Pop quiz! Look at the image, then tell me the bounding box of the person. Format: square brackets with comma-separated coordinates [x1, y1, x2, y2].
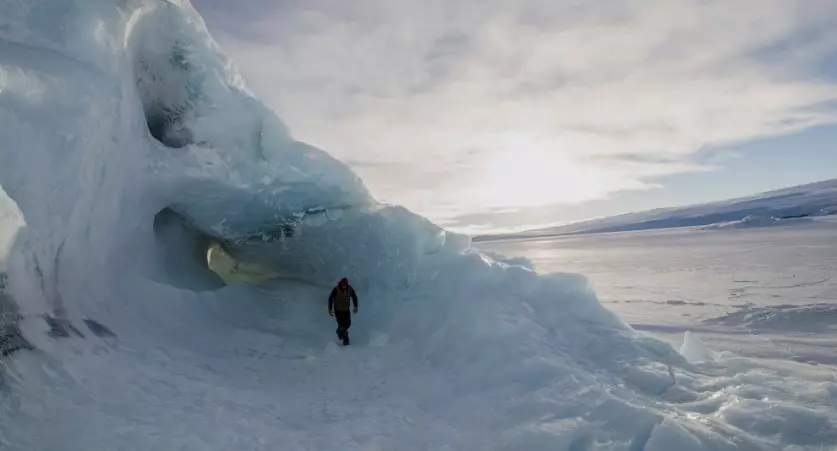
[328, 277, 358, 346]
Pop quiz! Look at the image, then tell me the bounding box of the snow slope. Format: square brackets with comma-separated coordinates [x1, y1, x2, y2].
[1, 1, 836, 450]
[476, 178, 837, 241]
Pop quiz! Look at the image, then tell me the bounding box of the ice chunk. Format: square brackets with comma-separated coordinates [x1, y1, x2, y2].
[645, 417, 705, 451]
[680, 331, 713, 363]
[0, 186, 24, 267]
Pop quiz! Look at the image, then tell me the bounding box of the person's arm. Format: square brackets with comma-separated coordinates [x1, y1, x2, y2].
[328, 288, 336, 312]
[351, 287, 358, 310]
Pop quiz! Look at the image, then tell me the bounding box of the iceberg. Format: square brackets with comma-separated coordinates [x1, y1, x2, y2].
[1, 1, 835, 450]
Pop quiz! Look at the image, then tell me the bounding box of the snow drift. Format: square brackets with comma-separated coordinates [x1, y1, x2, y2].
[1, 1, 836, 450]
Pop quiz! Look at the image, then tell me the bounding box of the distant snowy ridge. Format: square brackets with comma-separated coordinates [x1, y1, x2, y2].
[476, 178, 837, 240]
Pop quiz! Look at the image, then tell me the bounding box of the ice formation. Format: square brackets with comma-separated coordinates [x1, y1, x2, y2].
[680, 332, 713, 363]
[1, 1, 835, 450]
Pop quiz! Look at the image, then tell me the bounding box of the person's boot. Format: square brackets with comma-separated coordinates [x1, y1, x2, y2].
[342, 332, 350, 346]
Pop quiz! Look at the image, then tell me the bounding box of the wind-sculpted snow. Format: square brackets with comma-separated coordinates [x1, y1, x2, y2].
[1, 1, 836, 450]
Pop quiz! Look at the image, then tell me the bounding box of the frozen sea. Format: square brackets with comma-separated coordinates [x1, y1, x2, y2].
[476, 220, 837, 367]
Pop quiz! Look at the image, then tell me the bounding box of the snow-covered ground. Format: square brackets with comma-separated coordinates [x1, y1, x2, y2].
[1, 1, 837, 450]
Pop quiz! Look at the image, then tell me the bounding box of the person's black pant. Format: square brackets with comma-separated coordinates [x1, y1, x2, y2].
[335, 310, 351, 338]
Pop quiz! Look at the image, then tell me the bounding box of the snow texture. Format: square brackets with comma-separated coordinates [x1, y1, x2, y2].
[0, 1, 835, 450]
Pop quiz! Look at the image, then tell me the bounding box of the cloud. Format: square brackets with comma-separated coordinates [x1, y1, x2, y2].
[192, 0, 837, 231]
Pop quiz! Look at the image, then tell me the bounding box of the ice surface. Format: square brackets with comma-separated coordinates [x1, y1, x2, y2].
[478, 224, 837, 448]
[1, 1, 836, 450]
[477, 226, 837, 363]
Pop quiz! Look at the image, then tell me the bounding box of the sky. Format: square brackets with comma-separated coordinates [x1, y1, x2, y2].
[195, 1, 835, 233]
[132, 0, 837, 235]
[3, 3, 836, 266]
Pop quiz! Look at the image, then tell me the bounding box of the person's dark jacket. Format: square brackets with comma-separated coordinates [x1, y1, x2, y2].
[328, 285, 358, 312]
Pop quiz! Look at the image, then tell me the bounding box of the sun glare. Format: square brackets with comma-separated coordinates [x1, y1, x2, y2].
[476, 146, 606, 209]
